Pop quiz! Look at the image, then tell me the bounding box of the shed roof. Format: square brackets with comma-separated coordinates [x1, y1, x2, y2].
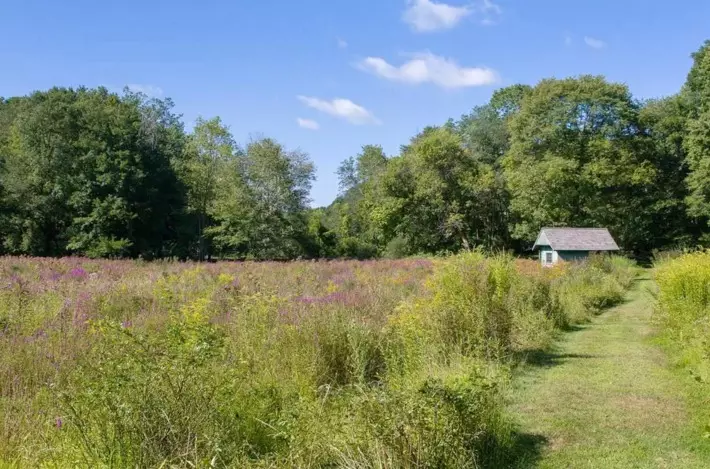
[532, 228, 619, 251]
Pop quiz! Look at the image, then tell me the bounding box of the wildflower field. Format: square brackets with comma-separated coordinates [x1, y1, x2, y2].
[0, 253, 636, 468]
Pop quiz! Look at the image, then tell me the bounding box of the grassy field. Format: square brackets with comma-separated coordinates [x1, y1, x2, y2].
[508, 275, 710, 468]
[0, 253, 637, 467]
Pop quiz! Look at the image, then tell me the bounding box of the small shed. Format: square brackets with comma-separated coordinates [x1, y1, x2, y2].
[532, 227, 619, 266]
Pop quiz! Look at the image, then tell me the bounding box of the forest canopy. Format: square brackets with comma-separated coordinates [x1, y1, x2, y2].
[1, 41, 710, 260]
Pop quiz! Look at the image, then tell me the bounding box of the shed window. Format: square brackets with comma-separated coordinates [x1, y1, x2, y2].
[545, 252, 553, 264]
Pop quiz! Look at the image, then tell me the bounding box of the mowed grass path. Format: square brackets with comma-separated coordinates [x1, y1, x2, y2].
[507, 275, 710, 468]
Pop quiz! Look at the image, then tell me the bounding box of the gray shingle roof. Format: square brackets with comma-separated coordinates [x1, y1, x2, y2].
[533, 228, 620, 251]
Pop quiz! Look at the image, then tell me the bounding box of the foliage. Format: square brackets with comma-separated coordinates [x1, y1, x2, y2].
[685, 42, 710, 226]
[0, 88, 188, 259]
[503, 76, 666, 253]
[0, 88, 318, 261]
[4, 41, 710, 260]
[177, 116, 236, 260]
[208, 137, 315, 259]
[364, 128, 508, 255]
[321, 43, 710, 258]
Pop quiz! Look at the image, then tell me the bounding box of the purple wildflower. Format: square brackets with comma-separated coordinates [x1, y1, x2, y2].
[68, 267, 87, 280]
[55, 417, 63, 429]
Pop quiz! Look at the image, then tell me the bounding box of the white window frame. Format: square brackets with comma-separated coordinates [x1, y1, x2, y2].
[544, 251, 554, 265]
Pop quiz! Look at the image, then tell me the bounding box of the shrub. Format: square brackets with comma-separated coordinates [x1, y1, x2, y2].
[507, 271, 561, 350]
[553, 256, 635, 324]
[424, 252, 515, 360]
[337, 361, 509, 469]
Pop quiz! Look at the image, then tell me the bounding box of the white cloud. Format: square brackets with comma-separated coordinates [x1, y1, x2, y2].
[402, 0, 501, 31]
[564, 34, 573, 46]
[297, 118, 320, 130]
[478, 0, 502, 25]
[337, 37, 348, 49]
[584, 36, 606, 49]
[480, 0, 501, 15]
[403, 0, 471, 32]
[356, 52, 498, 89]
[297, 96, 380, 125]
[126, 84, 164, 97]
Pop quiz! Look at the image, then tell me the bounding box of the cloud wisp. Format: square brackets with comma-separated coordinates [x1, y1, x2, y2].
[402, 0, 502, 32]
[297, 118, 320, 130]
[356, 52, 498, 89]
[402, 0, 471, 32]
[126, 84, 164, 97]
[584, 36, 606, 49]
[297, 96, 381, 125]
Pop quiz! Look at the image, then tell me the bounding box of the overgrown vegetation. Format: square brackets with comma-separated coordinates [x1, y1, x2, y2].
[655, 252, 710, 380]
[0, 253, 635, 467]
[655, 251, 710, 437]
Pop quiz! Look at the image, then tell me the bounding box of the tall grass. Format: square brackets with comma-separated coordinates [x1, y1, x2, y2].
[0, 253, 635, 468]
[654, 251, 710, 436]
[655, 251, 710, 380]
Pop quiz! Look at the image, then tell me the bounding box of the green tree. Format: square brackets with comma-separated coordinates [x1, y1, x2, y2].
[684, 41, 710, 226]
[1, 89, 78, 255]
[640, 96, 703, 246]
[329, 145, 389, 257]
[178, 117, 235, 260]
[373, 127, 506, 254]
[0, 87, 187, 258]
[503, 76, 672, 252]
[209, 137, 315, 259]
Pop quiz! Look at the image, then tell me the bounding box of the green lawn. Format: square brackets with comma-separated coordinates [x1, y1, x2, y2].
[506, 275, 710, 468]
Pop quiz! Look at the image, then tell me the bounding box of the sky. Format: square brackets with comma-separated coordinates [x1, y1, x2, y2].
[2, 0, 710, 207]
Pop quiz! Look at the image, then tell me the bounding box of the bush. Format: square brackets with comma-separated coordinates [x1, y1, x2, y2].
[332, 361, 510, 469]
[424, 252, 515, 360]
[552, 255, 635, 324]
[310, 315, 387, 387]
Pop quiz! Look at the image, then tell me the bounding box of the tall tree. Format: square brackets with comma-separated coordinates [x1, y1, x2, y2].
[328, 145, 389, 257]
[684, 41, 710, 227]
[0, 87, 187, 258]
[1, 89, 79, 255]
[371, 127, 506, 254]
[209, 137, 315, 259]
[503, 76, 661, 252]
[640, 96, 702, 246]
[178, 117, 235, 260]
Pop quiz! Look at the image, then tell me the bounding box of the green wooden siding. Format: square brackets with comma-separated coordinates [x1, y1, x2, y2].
[557, 250, 590, 262]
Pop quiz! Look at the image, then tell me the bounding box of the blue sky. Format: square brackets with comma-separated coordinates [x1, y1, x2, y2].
[2, 0, 709, 206]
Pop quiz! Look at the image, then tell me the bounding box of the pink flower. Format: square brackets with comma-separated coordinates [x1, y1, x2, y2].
[68, 268, 87, 280]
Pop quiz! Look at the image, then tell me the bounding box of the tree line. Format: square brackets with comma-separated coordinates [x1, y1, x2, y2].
[1, 40, 709, 260]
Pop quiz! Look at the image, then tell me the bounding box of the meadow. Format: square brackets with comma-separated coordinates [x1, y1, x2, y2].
[0, 253, 636, 468]
[655, 251, 710, 437]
